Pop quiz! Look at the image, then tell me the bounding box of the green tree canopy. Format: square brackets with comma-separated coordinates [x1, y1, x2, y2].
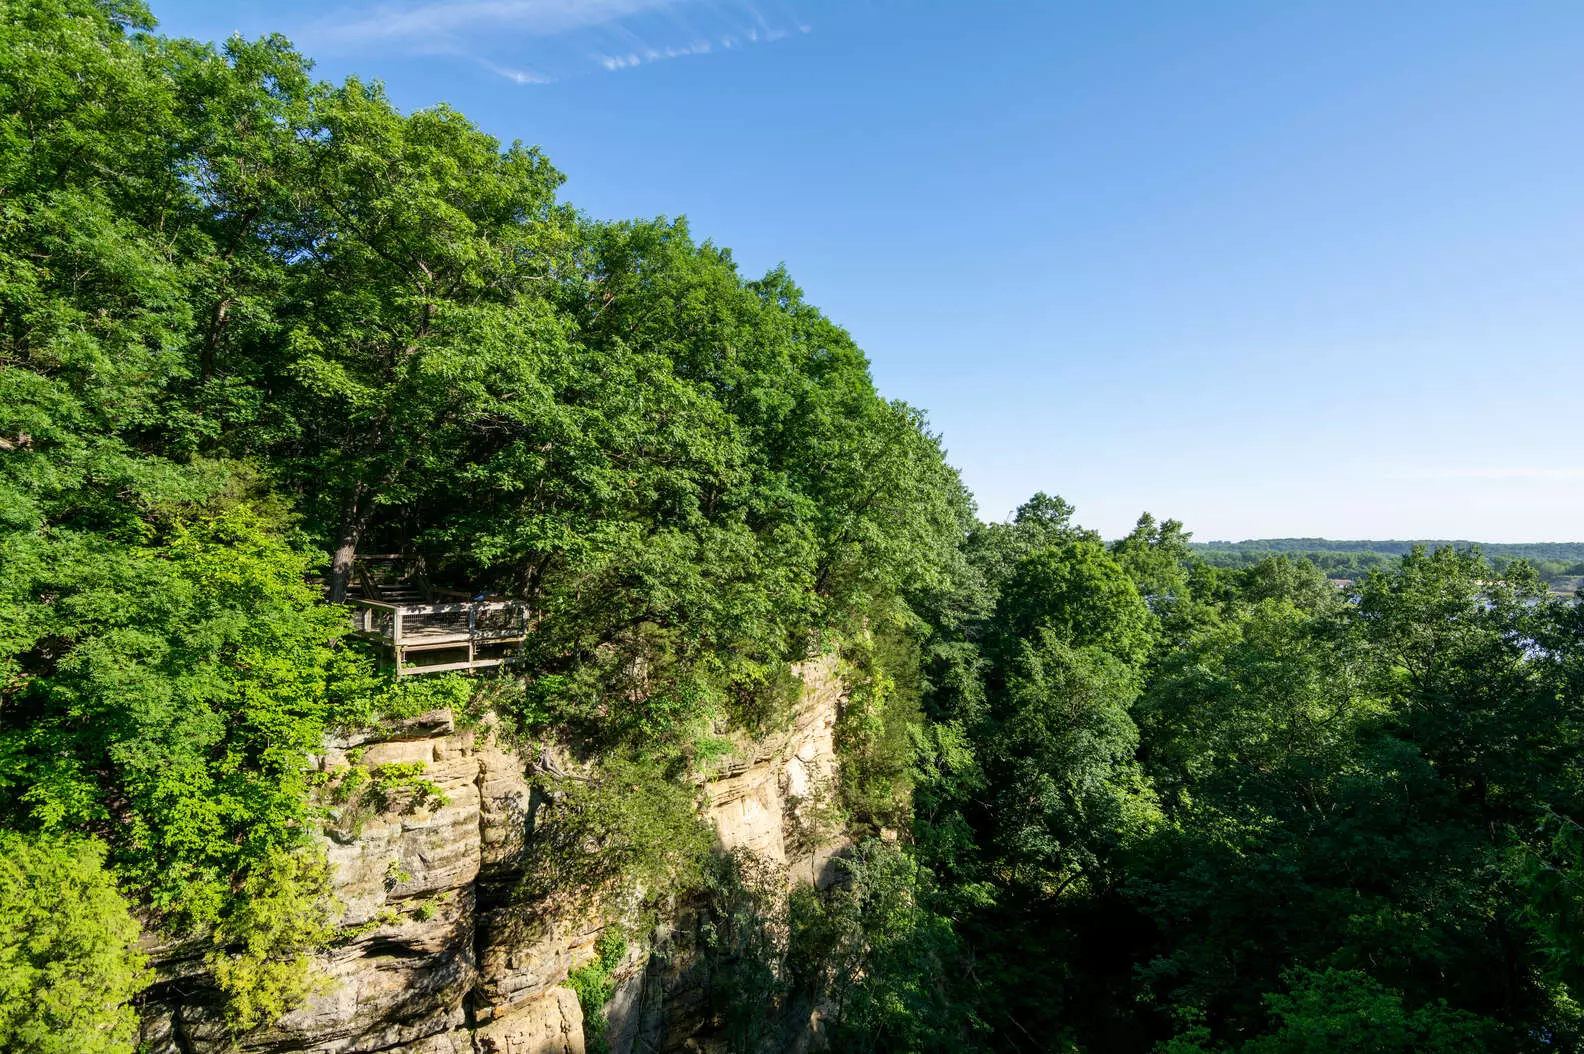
[993, 540, 1157, 668]
[0, 833, 149, 1054]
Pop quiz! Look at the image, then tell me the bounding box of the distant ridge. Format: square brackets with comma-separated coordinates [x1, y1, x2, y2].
[1191, 539, 1584, 559]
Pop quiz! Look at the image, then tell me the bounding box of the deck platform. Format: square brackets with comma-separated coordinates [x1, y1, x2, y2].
[350, 599, 529, 676]
[346, 557, 529, 676]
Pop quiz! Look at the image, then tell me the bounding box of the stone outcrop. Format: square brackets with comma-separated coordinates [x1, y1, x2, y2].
[473, 989, 585, 1054]
[140, 655, 847, 1054]
[704, 655, 849, 890]
[604, 658, 851, 1054]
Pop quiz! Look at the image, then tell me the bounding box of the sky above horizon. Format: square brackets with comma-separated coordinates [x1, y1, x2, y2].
[151, 0, 1584, 542]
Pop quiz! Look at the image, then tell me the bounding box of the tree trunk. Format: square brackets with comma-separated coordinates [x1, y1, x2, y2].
[200, 298, 229, 383]
[327, 485, 369, 604]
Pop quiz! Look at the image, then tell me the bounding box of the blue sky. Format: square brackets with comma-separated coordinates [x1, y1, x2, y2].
[151, 1, 1584, 541]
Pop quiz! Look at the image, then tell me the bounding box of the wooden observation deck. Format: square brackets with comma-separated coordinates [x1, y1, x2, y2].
[347, 557, 529, 677]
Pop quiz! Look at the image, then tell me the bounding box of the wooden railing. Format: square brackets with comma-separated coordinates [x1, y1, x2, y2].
[350, 598, 529, 676]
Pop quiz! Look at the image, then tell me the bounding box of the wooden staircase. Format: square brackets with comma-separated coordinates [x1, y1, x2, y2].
[350, 555, 431, 604]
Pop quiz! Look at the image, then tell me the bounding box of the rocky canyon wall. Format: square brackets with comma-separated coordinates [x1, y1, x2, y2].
[139, 655, 847, 1054]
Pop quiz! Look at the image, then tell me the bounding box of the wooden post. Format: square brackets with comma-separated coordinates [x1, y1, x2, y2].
[393, 608, 404, 675]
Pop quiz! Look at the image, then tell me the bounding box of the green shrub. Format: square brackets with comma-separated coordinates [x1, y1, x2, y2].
[697, 849, 793, 1049]
[838, 621, 926, 832]
[520, 754, 713, 910]
[1, 512, 369, 1027]
[566, 931, 629, 1052]
[0, 833, 150, 1054]
[786, 840, 975, 1051]
[206, 847, 336, 1034]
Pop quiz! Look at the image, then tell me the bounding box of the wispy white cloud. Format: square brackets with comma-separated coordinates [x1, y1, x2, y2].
[473, 57, 554, 84]
[713, 21, 808, 54]
[595, 39, 713, 71]
[312, 0, 678, 47]
[305, 0, 809, 81]
[1384, 467, 1584, 481]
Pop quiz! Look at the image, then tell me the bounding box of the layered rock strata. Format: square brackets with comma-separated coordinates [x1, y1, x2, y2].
[140, 655, 846, 1054]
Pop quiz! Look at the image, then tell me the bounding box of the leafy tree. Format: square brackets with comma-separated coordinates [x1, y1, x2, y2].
[789, 840, 977, 1053]
[1509, 812, 1584, 1004]
[0, 509, 375, 1028]
[988, 633, 1154, 896]
[1111, 513, 1193, 612]
[839, 621, 928, 833]
[993, 539, 1157, 667]
[1234, 556, 1341, 613]
[0, 511, 368, 925]
[1136, 598, 1362, 811]
[519, 754, 714, 910]
[267, 80, 572, 602]
[965, 492, 1094, 601]
[1163, 968, 1494, 1054]
[0, 833, 150, 1054]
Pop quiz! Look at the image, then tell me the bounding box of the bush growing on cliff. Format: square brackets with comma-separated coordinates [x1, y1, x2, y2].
[696, 848, 795, 1049]
[566, 931, 629, 1053]
[838, 620, 927, 834]
[207, 847, 337, 1033]
[0, 506, 381, 1032]
[0, 507, 370, 918]
[520, 754, 714, 911]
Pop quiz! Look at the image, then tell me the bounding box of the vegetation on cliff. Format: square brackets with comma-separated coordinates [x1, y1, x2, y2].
[0, 0, 962, 1044]
[1, 3, 1581, 1052]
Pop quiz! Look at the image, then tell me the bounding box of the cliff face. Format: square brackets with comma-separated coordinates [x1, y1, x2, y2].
[140, 655, 846, 1054]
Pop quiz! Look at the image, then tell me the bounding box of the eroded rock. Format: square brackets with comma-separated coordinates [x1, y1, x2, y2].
[142, 654, 847, 1054]
[474, 988, 585, 1054]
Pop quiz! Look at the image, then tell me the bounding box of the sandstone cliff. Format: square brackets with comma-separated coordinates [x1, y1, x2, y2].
[140, 655, 847, 1054]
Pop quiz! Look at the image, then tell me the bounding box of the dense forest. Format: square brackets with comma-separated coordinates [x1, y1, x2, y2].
[2, 3, 1581, 1052]
[1193, 540, 1584, 587]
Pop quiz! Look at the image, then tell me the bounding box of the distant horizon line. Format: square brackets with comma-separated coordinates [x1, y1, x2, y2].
[1190, 537, 1584, 548]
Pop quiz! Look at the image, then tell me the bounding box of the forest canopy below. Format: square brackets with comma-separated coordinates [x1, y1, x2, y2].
[1, 3, 1582, 1053]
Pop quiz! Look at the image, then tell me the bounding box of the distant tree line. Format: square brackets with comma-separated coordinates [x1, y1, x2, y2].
[1193, 540, 1584, 585]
